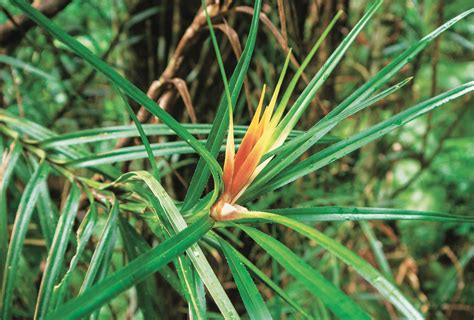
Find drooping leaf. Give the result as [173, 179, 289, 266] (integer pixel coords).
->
[117, 215, 163, 319]
[51, 202, 97, 308]
[208, 233, 311, 319]
[234, 212, 424, 319]
[238, 225, 371, 320]
[117, 215, 184, 298]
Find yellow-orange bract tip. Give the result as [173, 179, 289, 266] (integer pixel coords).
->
[215, 54, 294, 218]
[221, 82, 282, 204]
[233, 85, 266, 171]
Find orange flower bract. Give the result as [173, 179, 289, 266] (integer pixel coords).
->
[211, 52, 292, 220]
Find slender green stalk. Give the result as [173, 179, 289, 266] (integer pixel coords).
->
[117, 88, 160, 180]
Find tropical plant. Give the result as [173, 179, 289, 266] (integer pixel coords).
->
[0, 0, 472, 319]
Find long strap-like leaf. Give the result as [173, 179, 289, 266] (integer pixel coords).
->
[0, 110, 120, 179]
[218, 238, 272, 319]
[39, 124, 308, 148]
[208, 232, 311, 319]
[238, 225, 371, 320]
[0, 141, 22, 283]
[49, 216, 214, 319]
[1, 160, 50, 320]
[265, 206, 474, 223]
[51, 204, 97, 309]
[34, 183, 81, 319]
[78, 198, 120, 294]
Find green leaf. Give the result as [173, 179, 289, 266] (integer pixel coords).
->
[269, 9, 343, 146]
[0, 140, 22, 282]
[52, 203, 97, 309]
[266, 0, 382, 153]
[79, 197, 119, 294]
[89, 220, 119, 319]
[1, 160, 50, 320]
[34, 183, 81, 319]
[263, 77, 412, 161]
[218, 238, 272, 319]
[64, 139, 238, 169]
[193, 269, 207, 319]
[0, 110, 120, 179]
[117, 216, 163, 319]
[359, 222, 394, 282]
[49, 216, 214, 319]
[174, 254, 205, 320]
[264, 206, 474, 223]
[201, 0, 233, 118]
[35, 178, 59, 250]
[248, 82, 474, 199]
[182, 0, 262, 211]
[238, 225, 371, 320]
[63, 135, 336, 169]
[116, 87, 160, 180]
[39, 124, 311, 148]
[235, 212, 424, 319]
[208, 233, 310, 319]
[12, 0, 223, 209]
[117, 215, 184, 297]
[280, 0, 382, 129]
[143, 207, 205, 319]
